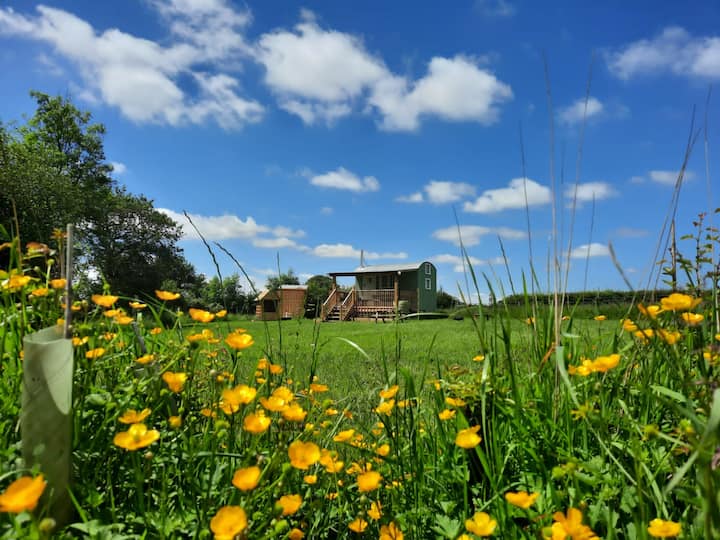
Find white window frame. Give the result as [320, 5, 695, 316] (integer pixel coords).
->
[425, 263, 432, 275]
[424, 277, 431, 290]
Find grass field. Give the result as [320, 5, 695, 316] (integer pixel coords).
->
[1, 243, 719, 539]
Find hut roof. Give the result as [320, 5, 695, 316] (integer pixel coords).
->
[329, 262, 430, 277]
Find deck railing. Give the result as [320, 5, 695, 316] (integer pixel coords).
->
[339, 288, 357, 320]
[356, 289, 395, 309]
[321, 288, 340, 320]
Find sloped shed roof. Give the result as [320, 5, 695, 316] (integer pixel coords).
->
[256, 284, 307, 301]
[329, 262, 429, 276]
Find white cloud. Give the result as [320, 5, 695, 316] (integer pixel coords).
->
[310, 243, 407, 260]
[569, 243, 610, 259]
[320, 206, 334, 215]
[308, 167, 380, 192]
[463, 178, 551, 213]
[252, 237, 299, 249]
[370, 55, 513, 131]
[396, 192, 424, 203]
[607, 26, 720, 80]
[158, 209, 304, 245]
[255, 15, 386, 124]
[474, 0, 516, 17]
[558, 96, 604, 125]
[629, 175, 645, 184]
[649, 169, 695, 185]
[431, 253, 505, 272]
[109, 161, 127, 175]
[0, 4, 263, 129]
[432, 225, 526, 247]
[425, 181, 476, 204]
[564, 182, 617, 202]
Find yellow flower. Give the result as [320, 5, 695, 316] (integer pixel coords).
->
[72, 336, 89, 346]
[357, 470, 382, 492]
[349, 518, 368, 533]
[505, 491, 539, 509]
[155, 290, 180, 301]
[225, 332, 254, 350]
[129, 301, 147, 310]
[445, 396, 466, 407]
[658, 329, 682, 345]
[260, 395, 289, 412]
[638, 303, 662, 318]
[455, 426, 482, 449]
[634, 328, 655, 342]
[375, 399, 395, 416]
[168, 416, 182, 429]
[150, 327, 163, 335]
[622, 319, 638, 332]
[210, 506, 247, 540]
[438, 409, 456, 421]
[0, 475, 46, 513]
[136, 353, 155, 365]
[379, 522, 404, 540]
[243, 411, 271, 434]
[473, 354, 485, 362]
[591, 353, 620, 373]
[232, 466, 261, 491]
[189, 308, 215, 323]
[376, 443, 390, 457]
[303, 474, 317, 485]
[104, 309, 121, 317]
[118, 408, 151, 424]
[465, 511, 497, 536]
[85, 347, 106, 360]
[368, 500, 382, 520]
[647, 519, 681, 538]
[113, 423, 160, 451]
[162, 372, 187, 393]
[661, 293, 701, 312]
[31, 287, 49, 297]
[277, 494, 302, 516]
[550, 508, 598, 540]
[310, 383, 329, 393]
[334, 429, 355, 443]
[288, 528, 304, 540]
[593, 315, 607, 321]
[379, 385, 399, 399]
[215, 309, 227, 318]
[319, 449, 345, 473]
[92, 294, 119, 307]
[282, 403, 307, 422]
[288, 440, 320, 471]
[50, 278, 67, 289]
[681, 312, 704, 326]
[220, 385, 257, 414]
[3, 274, 31, 291]
[115, 315, 133, 325]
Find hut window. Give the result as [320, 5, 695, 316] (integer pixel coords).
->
[424, 277, 431, 290]
[263, 300, 276, 313]
[425, 263, 432, 275]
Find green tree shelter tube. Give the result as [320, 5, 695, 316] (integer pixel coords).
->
[22, 325, 73, 526]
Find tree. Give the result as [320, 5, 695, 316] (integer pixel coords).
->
[0, 91, 199, 298]
[266, 269, 300, 291]
[202, 274, 250, 313]
[304, 274, 333, 316]
[437, 289, 460, 310]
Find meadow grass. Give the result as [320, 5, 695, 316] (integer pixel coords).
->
[1, 231, 719, 540]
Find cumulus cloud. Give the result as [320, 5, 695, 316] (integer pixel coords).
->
[432, 225, 526, 247]
[310, 243, 407, 260]
[463, 178, 551, 213]
[614, 227, 648, 238]
[569, 243, 610, 259]
[158, 209, 304, 243]
[431, 253, 505, 272]
[109, 161, 127, 175]
[369, 55, 513, 131]
[396, 192, 424, 203]
[425, 181, 476, 204]
[607, 26, 720, 80]
[0, 3, 263, 128]
[255, 15, 386, 125]
[558, 96, 604, 125]
[649, 169, 695, 185]
[564, 182, 617, 203]
[308, 167, 380, 192]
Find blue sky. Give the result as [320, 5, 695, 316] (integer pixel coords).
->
[1, 0, 719, 299]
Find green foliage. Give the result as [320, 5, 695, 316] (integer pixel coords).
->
[304, 274, 333, 316]
[0, 91, 199, 299]
[266, 269, 300, 290]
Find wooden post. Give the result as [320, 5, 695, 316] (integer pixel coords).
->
[394, 272, 399, 314]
